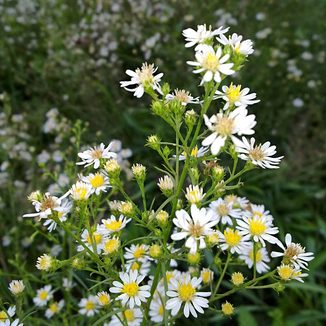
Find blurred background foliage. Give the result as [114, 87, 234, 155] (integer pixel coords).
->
[0, 0, 325, 325]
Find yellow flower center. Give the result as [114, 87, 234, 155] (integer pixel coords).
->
[249, 249, 263, 262]
[90, 174, 105, 188]
[75, 186, 88, 200]
[224, 229, 241, 246]
[191, 146, 199, 157]
[85, 300, 95, 311]
[158, 305, 164, 316]
[189, 223, 204, 237]
[91, 148, 103, 159]
[38, 256, 51, 269]
[104, 238, 119, 253]
[133, 246, 146, 259]
[221, 302, 234, 315]
[137, 63, 154, 85]
[49, 302, 59, 313]
[105, 220, 122, 231]
[0, 311, 8, 321]
[226, 84, 241, 103]
[216, 116, 234, 136]
[86, 232, 102, 245]
[131, 262, 140, 271]
[249, 147, 265, 161]
[216, 203, 229, 216]
[178, 283, 196, 302]
[166, 271, 174, 283]
[278, 265, 294, 280]
[202, 52, 220, 71]
[201, 269, 213, 283]
[249, 218, 267, 236]
[122, 282, 139, 297]
[39, 290, 48, 300]
[124, 309, 135, 321]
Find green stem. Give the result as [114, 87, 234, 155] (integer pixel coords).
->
[212, 252, 231, 297]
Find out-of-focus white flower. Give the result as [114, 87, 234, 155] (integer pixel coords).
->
[78, 295, 99, 317]
[45, 300, 64, 319]
[33, 285, 53, 307]
[165, 89, 199, 106]
[8, 280, 25, 295]
[240, 245, 270, 273]
[217, 33, 254, 56]
[208, 198, 242, 225]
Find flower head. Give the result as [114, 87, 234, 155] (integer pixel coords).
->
[208, 198, 242, 225]
[33, 285, 53, 307]
[217, 33, 254, 56]
[8, 280, 25, 295]
[171, 205, 218, 253]
[45, 300, 64, 319]
[78, 295, 99, 317]
[185, 185, 205, 205]
[36, 254, 54, 271]
[239, 245, 270, 274]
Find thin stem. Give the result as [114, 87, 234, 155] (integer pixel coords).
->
[212, 252, 231, 297]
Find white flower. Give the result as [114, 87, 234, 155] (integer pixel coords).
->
[237, 214, 279, 246]
[99, 215, 131, 235]
[277, 264, 308, 283]
[108, 308, 142, 326]
[215, 84, 260, 110]
[157, 175, 174, 192]
[178, 146, 208, 161]
[125, 260, 151, 277]
[78, 295, 99, 317]
[82, 172, 110, 195]
[0, 306, 23, 326]
[271, 233, 314, 269]
[166, 273, 211, 318]
[217, 33, 254, 56]
[62, 278, 74, 290]
[185, 185, 205, 205]
[45, 300, 64, 319]
[166, 89, 199, 106]
[208, 198, 242, 225]
[77, 227, 105, 254]
[245, 204, 273, 220]
[239, 245, 270, 274]
[183, 24, 229, 48]
[43, 199, 72, 232]
[149, 298, 165, 323]
[8, 280, 25, 295]
[187, 45, 234, 84]
[233, 137, 284, 169]
[97, 291, 111, 306]
[109, 270, 150, 308]
[224, 194, 249, 210]
[120, 63, 163, 98]
[33, 285, 53, 307]
[36, 254, 53, 271]
[124, 244, 149, 262]
[202, 107, 256, 155]
[219, 228, 250, 254]
[171, 204, 218, 253]
[70, 181, 92, 201]
[77, 143, 117, 169]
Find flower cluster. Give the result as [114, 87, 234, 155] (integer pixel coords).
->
[10, 25, 315, 325]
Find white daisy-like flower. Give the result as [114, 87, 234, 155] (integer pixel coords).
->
[166, 273, 211, 318]
[23, 192, 62, 220]
[97, 291, 111, 306]
[277, 264, 308, 283]
[157, 175, 174, 192]
[77, 227, 105, 254]
[271, 233, 314, 269]
[219, 228, 250, 254]
[36, 254, 53, 271]
[185, 185, 205, 205]
[82, 172, 110, 195]
[239, 245, 270, 274]
[69, 181, 92, 201]
[177, 146, 209, 161]
[108, 308, 142, 326]
[166, 89, 200, 106]
[109, 270, 150, 308]
[171, 204, 218, 253]
[182, 24, 229, 48]
[236, 214, 279, 246]
[224, 194, 249, 210]
[208, 198, 242, 225]
[103, 236, 121, 255]
[215, 83, 260, 111]
[77, 143, 117, 169]
[217, 33, 254, 56]
[45, 300, 64, 319]
[33, 285, 53, 307]
[43, 199, 72, 232]
[187, 44, 234, 85]
[99, 215, 131, 235]
[245, 204, 273, 220]
[124, 244, 149, 262]
[233, 137, 284, 169]
[0, 306, 23, 326]
[120, 63, 163, 98]
[202, 107, 256, 155]
[8, 280, 25, 295]
[149, 297, 166, 323]
[78, 295, 99, 317]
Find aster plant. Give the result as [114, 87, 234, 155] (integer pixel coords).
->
[6, 24, 314, 325]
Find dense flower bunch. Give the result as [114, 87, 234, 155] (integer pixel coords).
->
[3, 25, 314, 325]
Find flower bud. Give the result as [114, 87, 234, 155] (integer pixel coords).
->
[156, 210, 169, 226]
[221, 301, 234, 316]
[185, 184, 205, 205]
[157, 175, 174, 197]
[146, 134, 161, 151]
[212, 165, 225, 181]
[105, 159, 121, 177]
[8, 280, 25, 295]
[149, 244, 162, 259]
[185, 109, 197, 128]
[119, 201, 135, 217]
[36, 254, 54, 272]
[132, 164, 146, 182]
[187, 252, 201, 265]
[231, 272, 244, 286]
